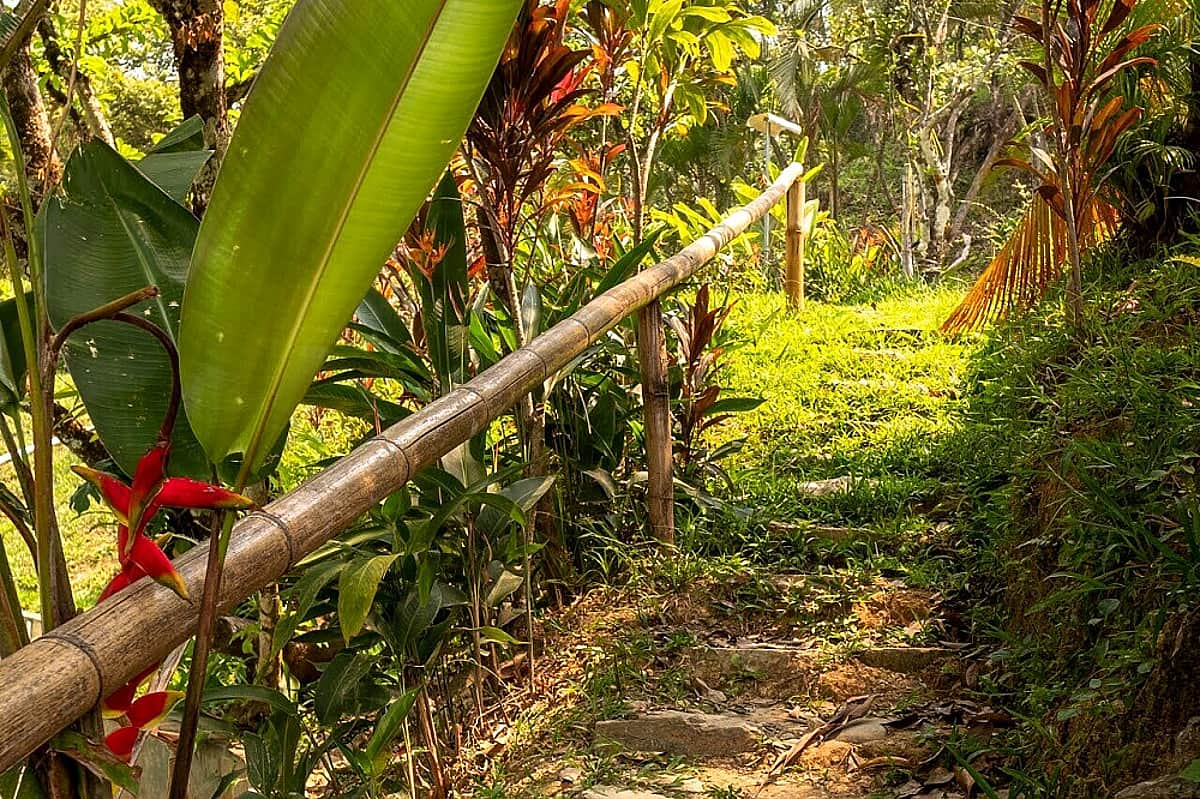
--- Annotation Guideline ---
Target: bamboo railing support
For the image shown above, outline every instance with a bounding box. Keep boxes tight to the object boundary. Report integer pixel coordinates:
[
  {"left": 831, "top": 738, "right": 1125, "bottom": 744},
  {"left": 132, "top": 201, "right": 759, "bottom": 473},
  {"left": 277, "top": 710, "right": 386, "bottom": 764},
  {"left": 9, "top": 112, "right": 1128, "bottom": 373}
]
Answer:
[
  {"left": 785, "top": 175, "right": 805, "bottom": 309},
  {"left": 0, "top": 162, "right": 805, "bottom": 771},
  {"left": 636, "top": 299, "right": 674, "bottom": 546}
]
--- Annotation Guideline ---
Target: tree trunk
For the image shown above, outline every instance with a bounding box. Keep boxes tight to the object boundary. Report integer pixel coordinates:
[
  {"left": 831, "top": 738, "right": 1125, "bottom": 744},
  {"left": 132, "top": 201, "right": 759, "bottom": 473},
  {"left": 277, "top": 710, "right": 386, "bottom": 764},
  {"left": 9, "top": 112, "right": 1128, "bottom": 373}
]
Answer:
[
  {"left": 148, "top": 0, "right": 229, "bottom": 212},
  {"left": 4, "top": 48, "right": 62, "bottom": 204},
  {"left": 37, "top": 17, "right": 114, "bottom": 147}
]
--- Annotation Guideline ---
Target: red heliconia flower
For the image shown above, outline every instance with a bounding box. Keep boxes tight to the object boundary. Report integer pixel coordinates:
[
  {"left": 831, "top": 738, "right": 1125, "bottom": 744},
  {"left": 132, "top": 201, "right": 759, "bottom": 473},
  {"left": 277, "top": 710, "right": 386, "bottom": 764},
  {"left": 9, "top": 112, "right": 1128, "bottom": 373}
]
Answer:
[
  {"left": 73, "top": 448, "right": 255, "bottom": 560},
  {"left": 111, "top": 525, "right": 189, "bottom": 600},
  {"left": 101, "top": 663, "right": 156, "bottom": 718},
  {"left": 98, "top": 568, "right": 139, "bottom": 603},
  {"left": 127, "top": 440, "right": 170, "bottom": 545},
  {"left": 104, "top": 726, "right": 139, "bottom": 763},
  {"left": 126, "top": 690, "right": 185, "bottom": 730},
  {"left": 89, "top": 441, "right": 256, "bottom": 763}
]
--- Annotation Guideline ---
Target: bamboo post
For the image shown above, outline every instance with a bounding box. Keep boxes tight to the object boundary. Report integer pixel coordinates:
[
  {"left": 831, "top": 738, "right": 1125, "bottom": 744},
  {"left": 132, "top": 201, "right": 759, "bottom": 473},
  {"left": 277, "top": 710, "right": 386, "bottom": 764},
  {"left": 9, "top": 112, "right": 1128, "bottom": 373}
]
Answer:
[
  {"left": 637, "top": 299, "right": 674, "bottom": 547},
  {"left": 0, "top": 163, "right": 805, "bottom": 772},
  {"left": 785, "top": 175, "right": 805, "bottom": 309}
]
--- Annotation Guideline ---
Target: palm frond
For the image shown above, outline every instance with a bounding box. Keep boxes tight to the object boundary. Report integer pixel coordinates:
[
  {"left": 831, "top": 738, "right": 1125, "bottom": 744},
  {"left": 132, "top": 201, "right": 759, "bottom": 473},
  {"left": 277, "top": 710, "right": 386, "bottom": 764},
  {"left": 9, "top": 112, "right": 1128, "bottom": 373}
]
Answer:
[{"left": 941, "top": 196, "right": 1121, "bottom": 333}]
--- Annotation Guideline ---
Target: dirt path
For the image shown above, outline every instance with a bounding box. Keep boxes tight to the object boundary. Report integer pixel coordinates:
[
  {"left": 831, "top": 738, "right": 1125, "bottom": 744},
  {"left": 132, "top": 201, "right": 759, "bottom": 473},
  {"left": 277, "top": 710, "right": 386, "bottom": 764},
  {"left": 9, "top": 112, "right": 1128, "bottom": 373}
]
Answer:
[{"left": 459, "top": 547, "right": 1011, "bottom": 798}]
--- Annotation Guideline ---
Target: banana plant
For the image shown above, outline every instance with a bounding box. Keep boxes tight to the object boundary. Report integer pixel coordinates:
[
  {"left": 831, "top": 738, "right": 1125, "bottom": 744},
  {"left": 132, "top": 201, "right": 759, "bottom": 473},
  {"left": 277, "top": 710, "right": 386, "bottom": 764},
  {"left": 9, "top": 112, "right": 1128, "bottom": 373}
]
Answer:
[{"left": 168, "top": 2, "right": 523, "bottom": 795}]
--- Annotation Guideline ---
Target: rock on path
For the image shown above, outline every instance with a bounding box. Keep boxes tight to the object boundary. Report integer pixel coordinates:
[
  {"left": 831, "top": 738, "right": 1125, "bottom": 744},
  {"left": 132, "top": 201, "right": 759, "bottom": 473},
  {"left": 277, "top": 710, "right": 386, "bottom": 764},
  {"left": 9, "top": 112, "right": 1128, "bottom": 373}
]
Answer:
[{"left": 595, "top": 711, "right": 760, "bottom": 756}]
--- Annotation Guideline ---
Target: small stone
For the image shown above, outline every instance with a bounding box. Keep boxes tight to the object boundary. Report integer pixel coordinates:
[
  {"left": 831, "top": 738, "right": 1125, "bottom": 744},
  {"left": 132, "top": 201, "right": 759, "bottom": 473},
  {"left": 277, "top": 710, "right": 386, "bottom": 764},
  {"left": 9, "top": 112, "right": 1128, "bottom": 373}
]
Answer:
[
  {"left": 858, "top": 646, "right": 953, "bottom": 674},
  {"left": 583, "top": 788, "right": 672, "bottom": 799},
  {"left": 595, "top": 711, "right": 760, "bottom": 756},
  {"left": 795, "top": 476, "right": 878, "bottom": 497},
  {"left": 678, "top": 777, "right": 706, "bottom": 793},
  {"left": 1177, "top": 717, "right": 1200, "bottom": 766},
  {"left": 1114, "top": 777, "right": 1200, "bottom": 798},
  {"left": 559, "top": 767, "right": 582, "bottom": 785},
  {"left": 830, "top": 718, "right": 889, "bottom": 744}
]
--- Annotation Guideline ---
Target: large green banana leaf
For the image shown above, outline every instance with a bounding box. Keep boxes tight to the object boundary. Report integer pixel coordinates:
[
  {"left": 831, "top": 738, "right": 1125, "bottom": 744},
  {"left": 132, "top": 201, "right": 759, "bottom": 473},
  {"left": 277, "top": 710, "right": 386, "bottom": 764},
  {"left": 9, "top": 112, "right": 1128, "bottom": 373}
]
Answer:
[
  {"left": 43, "top": 141, "right": 208, "bottom": 477},
  {"left": 179, "top": 0, "right": 522, "bottom": 471}
]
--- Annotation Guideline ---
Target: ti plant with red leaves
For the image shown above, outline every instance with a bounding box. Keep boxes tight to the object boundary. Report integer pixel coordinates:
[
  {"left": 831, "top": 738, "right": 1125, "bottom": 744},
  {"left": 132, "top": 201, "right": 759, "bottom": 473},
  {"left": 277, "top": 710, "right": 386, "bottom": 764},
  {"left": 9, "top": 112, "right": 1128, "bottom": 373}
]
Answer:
[
  {"left": 465, "top": 0, "right": 617, "bottom": 335},
  {"left": 943, "top": 0, "right": 1160, "bottom": 332}
]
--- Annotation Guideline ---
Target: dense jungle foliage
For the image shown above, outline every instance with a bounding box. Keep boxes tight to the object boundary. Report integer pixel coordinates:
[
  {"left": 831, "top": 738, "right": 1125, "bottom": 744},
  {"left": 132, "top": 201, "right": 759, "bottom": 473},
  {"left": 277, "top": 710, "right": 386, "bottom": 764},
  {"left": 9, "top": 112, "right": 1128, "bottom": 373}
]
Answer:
[{"left": 0, "top": 0, "right": 1197, "bottom": 797}]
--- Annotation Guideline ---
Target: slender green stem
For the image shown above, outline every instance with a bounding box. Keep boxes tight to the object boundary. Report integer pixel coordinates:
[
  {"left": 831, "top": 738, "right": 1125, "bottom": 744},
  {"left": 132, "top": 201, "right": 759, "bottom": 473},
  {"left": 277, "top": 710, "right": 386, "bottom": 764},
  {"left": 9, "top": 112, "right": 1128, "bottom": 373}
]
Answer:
[
  {"left": 171, "top": 429, "right": 263, "bottom": 797},
  {"left": 0, "top": 203, "right": 58, "bottom": 627},
  {"left": 168, "top": 509, "right": 233, "bottom": 799},
  {"left": 0, "top": 410, "right": 34, "bottom": 520}
]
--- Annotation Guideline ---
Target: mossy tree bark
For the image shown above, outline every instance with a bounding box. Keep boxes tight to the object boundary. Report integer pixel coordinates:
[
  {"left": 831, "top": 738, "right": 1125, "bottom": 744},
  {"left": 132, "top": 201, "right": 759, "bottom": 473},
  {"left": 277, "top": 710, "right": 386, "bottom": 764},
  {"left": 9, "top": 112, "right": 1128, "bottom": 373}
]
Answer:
[{"left": 148, "top": 0, "right": 229, "bottom": 213}]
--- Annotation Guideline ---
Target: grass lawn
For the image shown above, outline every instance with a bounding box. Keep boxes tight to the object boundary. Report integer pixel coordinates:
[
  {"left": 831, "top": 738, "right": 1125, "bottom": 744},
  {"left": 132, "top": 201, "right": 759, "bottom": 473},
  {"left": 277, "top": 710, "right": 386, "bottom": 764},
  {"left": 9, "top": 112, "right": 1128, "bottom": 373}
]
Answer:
[
  {"left": 712, "top": 285, "right": 975, "bottom": 518},
  {"left": 0, "top": 443, "right": 121, "bottom": 614}
]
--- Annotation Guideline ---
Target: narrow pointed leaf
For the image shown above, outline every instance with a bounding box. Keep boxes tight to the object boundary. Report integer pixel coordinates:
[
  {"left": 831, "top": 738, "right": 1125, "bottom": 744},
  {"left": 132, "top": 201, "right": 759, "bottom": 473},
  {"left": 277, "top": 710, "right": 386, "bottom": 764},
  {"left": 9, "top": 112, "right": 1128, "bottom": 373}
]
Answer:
[
  {"left": 338, "top": 554, "right": 401, "bottom": 642},
  {"left": 364, "top": 689, "right": 419, "bottom": 773},
  {"left": 180, "top": 0, "right": 522, "bottom": 469}
]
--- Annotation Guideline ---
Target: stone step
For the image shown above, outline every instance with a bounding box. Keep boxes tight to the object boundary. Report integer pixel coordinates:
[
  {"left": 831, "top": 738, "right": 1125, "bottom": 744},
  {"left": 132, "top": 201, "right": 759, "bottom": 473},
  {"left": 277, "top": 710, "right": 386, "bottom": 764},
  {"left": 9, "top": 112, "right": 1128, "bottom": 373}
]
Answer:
[
  {"left": 595, "top": 711, "right": 760, "bottom": 756},
  {"left": 857, "top": 646, "right": 955, "bottom": 675}
]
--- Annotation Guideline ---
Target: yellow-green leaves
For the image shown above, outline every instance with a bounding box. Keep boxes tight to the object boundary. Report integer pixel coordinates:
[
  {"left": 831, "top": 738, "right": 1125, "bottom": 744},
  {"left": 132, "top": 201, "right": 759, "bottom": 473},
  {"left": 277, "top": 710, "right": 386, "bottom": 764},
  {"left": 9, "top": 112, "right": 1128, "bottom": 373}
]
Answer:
[{"left": 179, "top": 0, "right": 522, "bottom": 471}]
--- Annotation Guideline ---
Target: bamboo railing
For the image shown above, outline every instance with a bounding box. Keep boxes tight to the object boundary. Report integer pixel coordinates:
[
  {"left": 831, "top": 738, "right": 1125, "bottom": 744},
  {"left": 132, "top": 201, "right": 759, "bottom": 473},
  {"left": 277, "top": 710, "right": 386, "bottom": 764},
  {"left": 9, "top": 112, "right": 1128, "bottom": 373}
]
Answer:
[{"left": 0, "top": 162, "right": 806, "bottom": 771}]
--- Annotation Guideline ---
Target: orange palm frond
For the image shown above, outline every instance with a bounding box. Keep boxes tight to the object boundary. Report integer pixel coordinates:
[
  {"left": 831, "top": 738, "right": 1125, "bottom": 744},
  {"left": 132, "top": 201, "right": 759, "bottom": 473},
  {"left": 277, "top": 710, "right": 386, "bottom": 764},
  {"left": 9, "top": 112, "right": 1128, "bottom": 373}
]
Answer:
[{"left": 941, "top": 195, "right": 1120, "bottom": 333}]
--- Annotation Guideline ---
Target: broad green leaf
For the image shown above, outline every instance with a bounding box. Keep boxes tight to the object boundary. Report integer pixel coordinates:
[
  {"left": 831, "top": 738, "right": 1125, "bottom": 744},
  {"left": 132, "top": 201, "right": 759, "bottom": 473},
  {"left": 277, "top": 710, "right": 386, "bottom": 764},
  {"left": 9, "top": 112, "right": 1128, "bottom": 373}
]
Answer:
[
  {"left": 314, "top": 650, "right": 374, "bottom": 724},
  {"left": 43, "top": 141, "right": 208, "bottom": 477},
  {"left": 202, "top": 685, "right": 298, "bottom": 717},
  {"left": 0, "top": 293, "right": 30, "bottom": 410},
  {"left": 363, "top": 688, "right": 418, "bottom": 774},
  {"left": 271, "top": 558, "right": 342, "bottom": 658},
  {"left": 389, "top": 581, "right": 467, "bottom": 654},
  {"left": 484, "top": 565, "right": 524, "bottom": 608},
  {"left": 243, "top": 732, "right": 272, "bottom": 791},
  {"left": 179, "top": 0, "right": 522, "bottom": 471},
  {"left": 148, "top": 116, "right": 206, "bottom": 154},
  {"left": 52, "top": 730, "right": 141, "bottom": 792},
  {"left": 477, "top": 476, "right": 556, "bottom": 536},
  {"left": 595, "top": 232, "right": 662, "bottom": 295},
  {"left": 648, "top": 0, "right": 684, "bottom": 42},
  {"left": 303, "top": 381, "right": 410, "bottom": 428},
  {"left": 705, "top": 29, "right": 733, "bottom": 72},
  {"left": 682, "top": 6, "right": 730, "bottom": 22},
  {"left": 355, "top": 288, "right": 411, "bottom": 348},
  {"left": 136, "top": 151, "right": 212, "bottom": 203},
  {"left": 338, "top": 553, "right": 401, "bottom": 641},
  {"left": 137, "top": 116, "right": 212, "bottom": 200},
  {"left": 479, "top": 625, "right": 521, "bottom": 645}
]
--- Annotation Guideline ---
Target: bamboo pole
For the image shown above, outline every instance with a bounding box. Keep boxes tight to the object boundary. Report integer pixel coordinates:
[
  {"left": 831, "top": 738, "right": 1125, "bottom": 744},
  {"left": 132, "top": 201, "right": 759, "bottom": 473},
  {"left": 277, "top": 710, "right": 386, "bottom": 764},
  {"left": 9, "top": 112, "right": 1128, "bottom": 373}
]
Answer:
[
  {"left": 0, "top": 162, "right": 805, "bottom": 771},
  {"left": 785, "top": 177, "right": 805, "bottom": 309},
  {"left": 636, "top": 299, "right": 674, "bottom": 546}
]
